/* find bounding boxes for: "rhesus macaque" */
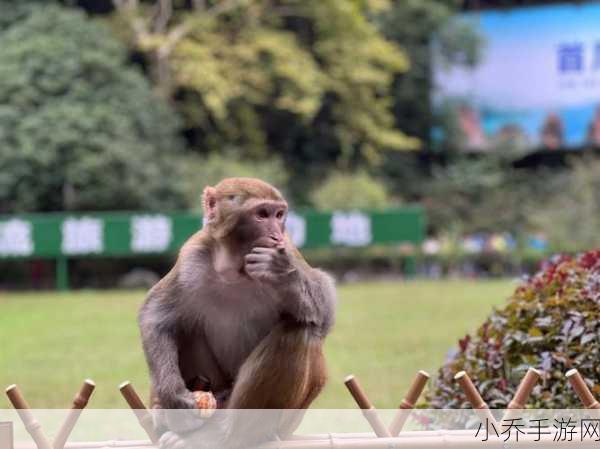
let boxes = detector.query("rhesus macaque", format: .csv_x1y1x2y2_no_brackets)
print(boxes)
139,178,336,448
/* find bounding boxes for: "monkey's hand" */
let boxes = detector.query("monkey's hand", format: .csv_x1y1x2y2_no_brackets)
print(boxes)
154,391,206,435
159,431,189,449
245,246,297,284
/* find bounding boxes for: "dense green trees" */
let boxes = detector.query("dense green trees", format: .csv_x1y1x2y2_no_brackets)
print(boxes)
0,3,186,212
377,0,481,144
310,171,392,210
112,0,420,203
1,0,595,257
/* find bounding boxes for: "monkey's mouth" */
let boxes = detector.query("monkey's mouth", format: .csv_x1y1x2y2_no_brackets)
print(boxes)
254,235,283,248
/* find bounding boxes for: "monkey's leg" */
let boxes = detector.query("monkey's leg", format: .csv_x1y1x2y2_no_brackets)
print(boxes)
277,341,327,439
225,323,327,444
227,323,324,409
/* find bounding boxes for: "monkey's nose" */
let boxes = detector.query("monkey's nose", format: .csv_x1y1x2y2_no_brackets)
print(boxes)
270,235,283,245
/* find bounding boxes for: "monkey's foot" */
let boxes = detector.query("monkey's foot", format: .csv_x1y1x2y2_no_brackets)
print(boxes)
154,407,206,435
159,431,188,449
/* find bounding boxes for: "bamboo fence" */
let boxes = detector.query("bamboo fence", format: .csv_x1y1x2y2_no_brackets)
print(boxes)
4,367,599,449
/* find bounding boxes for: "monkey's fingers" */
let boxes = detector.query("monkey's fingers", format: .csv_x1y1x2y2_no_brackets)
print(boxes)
246,264,274,281
246,264,270,275
250,247,277,254
193,391,216,419
245,253,271,264
159,431,187,449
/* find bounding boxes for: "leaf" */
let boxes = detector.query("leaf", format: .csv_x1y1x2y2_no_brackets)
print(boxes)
528,327,543,337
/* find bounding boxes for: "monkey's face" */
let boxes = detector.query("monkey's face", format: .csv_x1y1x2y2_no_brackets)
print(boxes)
233,199,288,250
202,178,289,250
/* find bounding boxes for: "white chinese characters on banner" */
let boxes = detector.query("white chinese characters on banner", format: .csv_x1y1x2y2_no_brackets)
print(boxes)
131,215,173,253
61,217,104,255
285,212,306,248
330,211,372,247
0,219,34,256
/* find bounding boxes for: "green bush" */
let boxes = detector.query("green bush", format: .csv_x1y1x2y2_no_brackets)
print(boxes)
0,4,185,212
427,250,600,409
529,156,600,253
0,1,40,31
310,171,393,210
182,152,290,209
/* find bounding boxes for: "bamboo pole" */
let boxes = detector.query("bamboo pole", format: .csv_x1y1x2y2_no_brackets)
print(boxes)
53,380,96,449
343,375,391,438
5,385,53,449
453,371,498,427
502,367,541,422
259,432,600,449
389,370,429,436
13,428,600,449
1,421,14,449
566,369,600,409
118,382,159,445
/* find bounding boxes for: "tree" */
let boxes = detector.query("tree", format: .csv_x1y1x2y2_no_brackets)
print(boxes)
377,0,482,145
0,3,186,212
112,0,418,181
310,171,393,210
528,156,600,253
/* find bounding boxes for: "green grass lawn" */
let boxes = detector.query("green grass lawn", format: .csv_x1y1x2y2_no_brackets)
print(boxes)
0,280,514,409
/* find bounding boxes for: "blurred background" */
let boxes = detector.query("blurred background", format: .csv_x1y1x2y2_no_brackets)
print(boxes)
0,0,598,409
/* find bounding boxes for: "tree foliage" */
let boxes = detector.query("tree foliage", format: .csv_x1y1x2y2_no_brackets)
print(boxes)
0,3,185,212
310,171,393,210
182,152,290,210
427,250,600,409
113,0,418,173
377,0,482,144
529,156,600,253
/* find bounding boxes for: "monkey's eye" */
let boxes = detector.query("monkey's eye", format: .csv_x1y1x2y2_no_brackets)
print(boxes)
276,210,284,220
228,195,236,201
257,209,269,219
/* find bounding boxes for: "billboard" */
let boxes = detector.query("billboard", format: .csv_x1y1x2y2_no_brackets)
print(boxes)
0,208,425,259
0,209,425,289
432,2,600,153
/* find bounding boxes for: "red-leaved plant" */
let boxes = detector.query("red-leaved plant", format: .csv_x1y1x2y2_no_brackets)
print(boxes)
426,250,600,409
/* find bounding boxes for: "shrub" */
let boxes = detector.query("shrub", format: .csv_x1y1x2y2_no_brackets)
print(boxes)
0,4,185,212
182,152,290,209
310,171,393,210
528,156,600,253
427,250,600,409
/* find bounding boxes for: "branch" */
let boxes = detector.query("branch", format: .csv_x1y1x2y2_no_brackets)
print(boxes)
191,0,206,10
112,0,138,12
158,0,246,58
152,0,173,34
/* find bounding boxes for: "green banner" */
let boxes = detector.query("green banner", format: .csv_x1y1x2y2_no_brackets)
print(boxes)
0,208,425,259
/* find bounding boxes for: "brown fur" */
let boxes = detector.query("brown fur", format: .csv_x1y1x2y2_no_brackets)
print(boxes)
139,178,335,442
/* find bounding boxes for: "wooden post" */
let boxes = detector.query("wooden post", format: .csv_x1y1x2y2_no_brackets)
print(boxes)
454,371,498,427
566,369,600,409
119,381,159,444
5,385,53,449
343,375,391,438
53,379,96,449
502,367,541,422
0,421,14,449
389,370,429,436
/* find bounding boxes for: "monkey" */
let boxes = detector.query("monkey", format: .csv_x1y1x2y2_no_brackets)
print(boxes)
138,178,336,448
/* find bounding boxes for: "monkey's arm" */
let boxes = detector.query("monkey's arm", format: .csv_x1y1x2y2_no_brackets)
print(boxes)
279,265,336,336
139,287,197,411
245,246,336,335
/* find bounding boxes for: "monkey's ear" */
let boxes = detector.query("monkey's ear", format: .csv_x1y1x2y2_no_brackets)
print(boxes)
202,186,218,223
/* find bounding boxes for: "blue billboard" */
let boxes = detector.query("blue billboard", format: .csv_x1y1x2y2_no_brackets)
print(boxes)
432,2,600,153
